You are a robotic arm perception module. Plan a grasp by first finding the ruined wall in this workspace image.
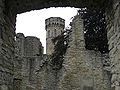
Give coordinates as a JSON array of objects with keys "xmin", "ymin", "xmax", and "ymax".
[
  {"xmin": 14, "ymin": 55, "xmax": 64, "ymax": 90},
  {"xmin": 15, "ymin": 33, "xmax": 25, "ymax": 58},
  {"xmin": 13, "ymin": 15, "xmax": 112, "ymax": 90},
  {"xmin": 106, "ymin": 0, "xmax": 120, "ymax": 90},
  {"xmin": 6, "ymin": 0, "xmax": 107, "ymax": 14},
  {"xmin": 14, "ymin": 34, "xmax": 48, "ymax": 90},
  {"xmin": 15, "ymin": 33, "xmax": 43, "ymax": 57},
  {"xmin": 24, "ymin": 36, "xmax": 43, "ymax": 57},
  {"xmin": 13, "ymin": 54, "xmax": 51, "ymax": 90},
  {"xmin": 58, "ymin": 15, "xmax": 111, "ymax": 90},
  {"xmin": 0, "ymin": 0, "xmax": 16, "ymax": 89},
  {"xmin": 20, "ymin": 56, "xmax": 46, "ymax": 90},
  {"xmin": 14, "ymin": 33, "xmax": 63, "ymax": 90},
  {"xmin": 0, "ymin": 0, "xmax": 119, "ymax": 89},
  {"xmin": 12, "ymin": 15, "xmax": 112, "ymax": 90}
]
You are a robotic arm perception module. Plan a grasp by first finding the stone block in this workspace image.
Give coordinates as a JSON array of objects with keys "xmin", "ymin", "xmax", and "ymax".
[
  {"xmin": 2, "ymin": 32, "xmax": 9, "ymax": 44},
  {"xmin": 116, "ymin": 86, "xmax": 120, "ymax": 90},
  {"xmin": 109, "ymin": 41, "xmax": 114, "ymax": 50},
  {"xmin": 107, "ymin": 26, "xmax": 114, "ymax": 40},
  {"xmin": 26, "ymin": 86, "xmax": 35, "ymax": 90},
  {"xmin": 0, "ymin": 85, "xmax": 8, "ymax": 90},
  {"xmin": 115, "ymin": 54, "xmax": 120, "ymax": 62}
]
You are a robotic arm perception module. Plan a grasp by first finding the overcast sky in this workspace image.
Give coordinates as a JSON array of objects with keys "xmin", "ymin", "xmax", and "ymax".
[{"xmin": 16, "ymin": 7, "xmax": 79, "ymax": 53}]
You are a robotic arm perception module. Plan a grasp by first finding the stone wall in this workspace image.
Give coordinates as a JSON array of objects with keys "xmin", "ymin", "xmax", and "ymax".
[
  {"xmin": 12, "ymin": 15, "xmax": 112, "ymax": 90},
  {"xmin": 15, "ymin": 33, "xmax": 43, "ymax": 57},
  {"xmin": 0, "ymin": 0, "xmax": 16, "ymax": 89},
  {"xmin": 58, "ymin": 15, "xmax": 111, "ymax": 90},
  {"xmin": 14, "ymin": 33, "xmax": 46, "ymax": 90},
  {"xmin": 15, "ymin": 33, "xmax": 25, "ymax": 58},
  {"xmin": 24, "ymin": 36, "xmax": 43, "ymax": 57},
  {"xmin": 14, "ymin": 33, "xmax": 56, "ymax": 90},
  {"xmin": 13, "ymin": 54, "xmax": 50, "ymax": 90},
  {"xmin": 106, "ymin": 0, "xmax": 120, "ymax": 89},
  {"xmin": 20, "ymin": 56, "xmax": 46, "ymax": 90},
  {"xmin": 7, "ymin": 0, "xmax": 107, "ymax": 14},
  {"xmin": 14, "ymin": 55, "xmax": 65, "ymax": 90},
  {"xmin": 0, "ymin": 0, "xmax": 119, "ymax": 89}
]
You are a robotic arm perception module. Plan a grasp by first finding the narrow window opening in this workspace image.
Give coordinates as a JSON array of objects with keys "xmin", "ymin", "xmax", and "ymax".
[
  {"xmin": 54, "ymin": 29, "xmax": 56, "ymax": 37},
  {"xmin": 48, "ymin": 30, "xmax": 50, "ymax": 38}
]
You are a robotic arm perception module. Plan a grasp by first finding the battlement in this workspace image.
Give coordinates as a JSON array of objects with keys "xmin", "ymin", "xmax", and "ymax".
[{"xmin": 45, "ymin": 17, "xmax": 65, "ymax": 30}]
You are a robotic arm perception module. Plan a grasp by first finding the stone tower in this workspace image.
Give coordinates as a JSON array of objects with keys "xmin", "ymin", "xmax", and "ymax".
[{"xmin": 45, "ymin": 17, "xmax": 65, "ymax": 55}]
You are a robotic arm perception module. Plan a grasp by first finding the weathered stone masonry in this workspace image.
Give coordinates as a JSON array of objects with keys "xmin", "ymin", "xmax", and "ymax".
[
  {"xmin": 0, "ymin": 0, "xmax": 119, "ymax": 90},
  {"xmin": 0, "ymin": 0, "xmax": 16, "ymax": 89},
  {"xmin": 14, "ymin": 15, "xmax": 111, "ymax": 90},
  {"xmin": 14, "ymin": 34, "xmax": 48, "ymax": 90},
  {"xmin": 106, "ymin": 0, "xmax": 120, "ymax": 89},
  {"xmin": 15, "ymin": 33, "xmax": 43, "ymax": 57},
  {"xmin": 58, "ymin": 15, "xmax": 111, "ymax": 90}
]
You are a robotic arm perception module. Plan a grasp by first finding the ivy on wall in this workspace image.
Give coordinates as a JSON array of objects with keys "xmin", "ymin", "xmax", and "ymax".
[{"xmin": 51, "ymin": 29, "xmax": 71, "ymax": 70}]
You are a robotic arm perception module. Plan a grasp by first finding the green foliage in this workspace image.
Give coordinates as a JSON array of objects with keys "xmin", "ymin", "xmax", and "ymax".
[
  {"xmin": 51, "ymin": 29, "xmax": 71, "ymax": 70},
  {"xmin": 78, "ymin": 8, "xmax": 108, "ymax": 53}
]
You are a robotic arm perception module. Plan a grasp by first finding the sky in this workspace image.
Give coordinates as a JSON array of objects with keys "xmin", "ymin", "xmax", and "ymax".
[{"xmin": 16, "ymin": 7, "xmax": 79, "ymax": 53}]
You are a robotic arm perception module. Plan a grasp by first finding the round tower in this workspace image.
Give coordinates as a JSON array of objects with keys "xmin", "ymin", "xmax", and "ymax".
[{"xmin": 45, "ymin": 17, "xmax": 65, "ymax": 55}]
